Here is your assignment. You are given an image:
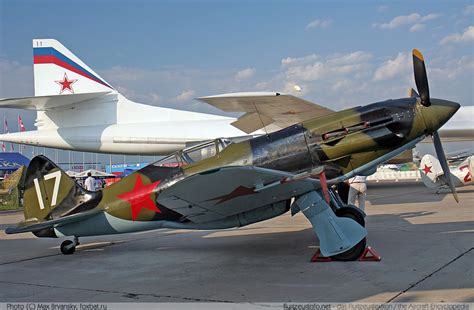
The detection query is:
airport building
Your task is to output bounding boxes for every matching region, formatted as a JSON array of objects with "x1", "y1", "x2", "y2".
[{"x1": 105, "y1": 162, "x2": 149, "y2": 175}]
